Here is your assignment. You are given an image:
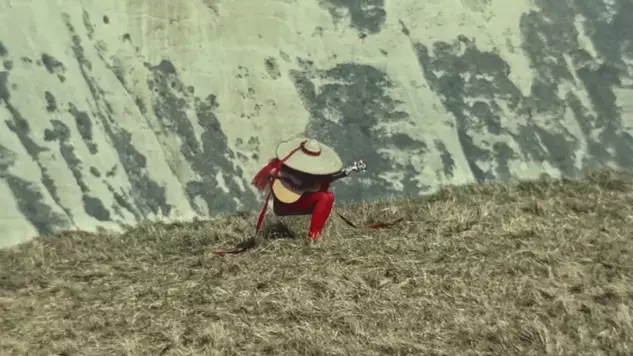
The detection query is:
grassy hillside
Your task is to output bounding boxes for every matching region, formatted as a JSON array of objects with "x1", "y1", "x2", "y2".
[{"x1": 1, "y1": 169, "x2": 631, "y2": 356}]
